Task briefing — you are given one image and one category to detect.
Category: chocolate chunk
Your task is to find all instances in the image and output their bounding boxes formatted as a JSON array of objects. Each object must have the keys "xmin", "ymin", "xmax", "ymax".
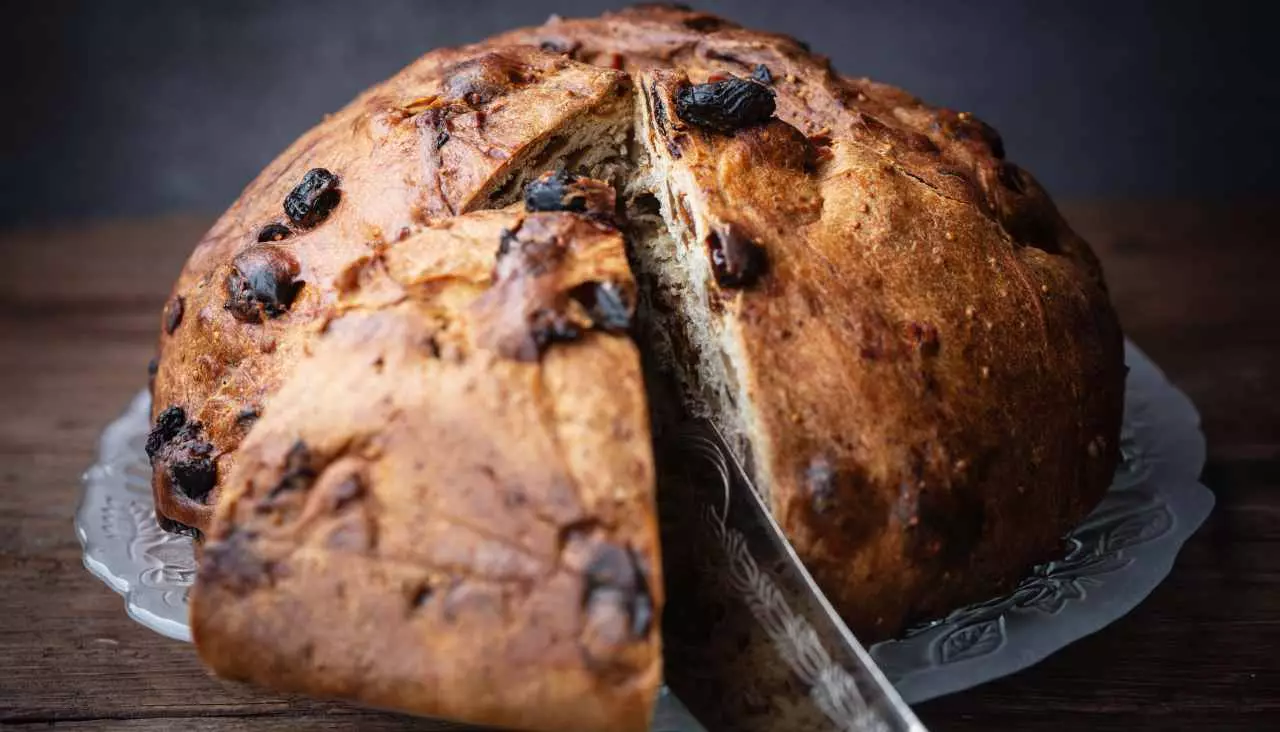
[
  {"xmin": 751, "ymin": 63, "xmax": 773, "ymax": 85},
  {"xmin": 675, "ymin": 78, "xmax": 776, "ymax": 134},
  {"xmin": 256, "ymin": 222, "xmax": 293, "ymax": 243},
  {"xmin": 570, "ymin": 281, "xmax": 633, "ymax": 332},
  {"xmin": 706, "ymin": 225, "xmax": 768, "ymax": 288},
  {"xmin": 583, "ymin": 542, "xmax": 653, "ymax": 638},
  {"xmin": 162, "ymin": 295, "xmax": 184, "ymax": 335},
  {"xmin": 283, "ymin": 168, "xmax": 341, "ymax": 228},
  {"xmin": 524, "ymin": 169, "xmax": 588, "ymax": 214},
  {"xmin": 224, "ymin": 246, "xmax": 302, "ymax": 323}
]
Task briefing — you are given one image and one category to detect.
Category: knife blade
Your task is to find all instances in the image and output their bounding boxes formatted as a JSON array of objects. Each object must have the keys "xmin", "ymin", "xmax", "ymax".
[{"xmin": 656, "ymin": 419, "xmax": 927, "ymax": 732}]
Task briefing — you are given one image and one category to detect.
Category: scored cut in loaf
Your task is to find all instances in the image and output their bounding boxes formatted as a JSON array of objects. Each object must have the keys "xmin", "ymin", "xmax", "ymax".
[{"xmin": 144, "ymin": 5, "xmax": 1124, "ymax": 730}]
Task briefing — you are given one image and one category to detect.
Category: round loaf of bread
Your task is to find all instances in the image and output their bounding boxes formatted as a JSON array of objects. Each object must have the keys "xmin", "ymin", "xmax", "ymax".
[{"xmin": 148, "ymin": 5, "xmax": 1123, "ymax": 728}]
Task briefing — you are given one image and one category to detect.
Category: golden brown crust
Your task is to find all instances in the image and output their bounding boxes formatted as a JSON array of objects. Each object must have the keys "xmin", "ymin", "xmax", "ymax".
[
  {"xmin": 502, "ymin": 4, "xmax": 1122, "ymax": 638},
  {"xmin": 158, "ymin": 3, "xmax": 1124, "ymax": 725},
  {"xmin": 191, "ymin": 210, "xmax": 662, "ymax": 732},
  {"xmin": 150, "ymin": 45, "xmax": 633, "ymax": 530}
]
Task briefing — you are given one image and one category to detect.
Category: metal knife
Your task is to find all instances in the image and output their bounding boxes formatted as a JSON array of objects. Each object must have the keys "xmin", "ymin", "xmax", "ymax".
[{"xmin": 653, "ymin": 420, "xmax": 928, "ymax": 732}]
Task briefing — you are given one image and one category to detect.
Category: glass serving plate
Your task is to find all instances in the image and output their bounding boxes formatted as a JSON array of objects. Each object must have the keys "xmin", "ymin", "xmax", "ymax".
[{"xmin": 76, "ymin": 339, "xmax": 1211, "ymax": 727}]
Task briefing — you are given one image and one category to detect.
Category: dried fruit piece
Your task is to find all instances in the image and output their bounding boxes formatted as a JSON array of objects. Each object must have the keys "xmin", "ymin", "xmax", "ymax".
[
  {"xmin": 805, "ymin": 455, "xmax": 838, "ymax": 515},
  {"xmin": 530, "ymin": 309, "xmax": 582, "ymax": 351},
  {"xmin": 524, "ymin": 169, "xmax": 588, "ymax": 214},
  {"xmin": 284, "ymin": 168, "xmax": 341, "ymax": 228},
  {"xmin": 157, "ymin": 514, "xmax": 202, "ymax": 539},
  {"xmin": 523, "ymin": 170, "xmax": 618, "ymax": 220},
  {"xmin": 751, "ymin": 63, "xmax": 773, "ymax": 84},
  {"xmin": 583, "ymin": 542, "xmax": 653, "ymax": 639},
  {"xmin": 146, "ymin": 405, "xmax": 217, "ymax": 503},
  {"xmin": 569, "ymin": 281, "xmax": 633, "ymax": 332},
  {"xmin": 442, "ymin": 53, "xmax": 532, "ymax": 106},
  {"xmin": 269, "ymin": 441, "xmax": 318, "ymax": 498},
  {"xmin": 707, "ymin": 224, "xmax": 768, "ymax": 288},
  {"xmin": 162, "ymin": 295, "xmax": 184, "ymax": 335},
  {"xmin": 146, "ymin": 405, "xmax": 188, "ymax": 460},
  {"xmin": 224, "ymin": 247, "xmax": 302, "ymax": 323},
  {"xmin": 256, "ymin": 222, "xmax": 292, "ymax": 243},
  {"xmin": 675, "ymin": 77, "xmax": 775, "ymax": 133}
]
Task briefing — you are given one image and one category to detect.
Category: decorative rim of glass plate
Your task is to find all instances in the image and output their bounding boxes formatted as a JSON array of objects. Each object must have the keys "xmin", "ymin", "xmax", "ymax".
[{"xmin": 75, "ymin": 339, "xmax": 1214, "ymax": 705}]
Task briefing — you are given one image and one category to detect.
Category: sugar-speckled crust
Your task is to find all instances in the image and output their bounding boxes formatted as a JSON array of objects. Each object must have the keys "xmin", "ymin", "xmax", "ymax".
[{"xmin": 190, "ymin": 210, "xmax": 662, "ymax": 732}]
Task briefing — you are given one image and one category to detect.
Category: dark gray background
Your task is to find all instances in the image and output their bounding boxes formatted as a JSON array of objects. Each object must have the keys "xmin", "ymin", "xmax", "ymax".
[{"xmin": 2, "ymin": 0, "xmax": 1276, "ymax": 227}]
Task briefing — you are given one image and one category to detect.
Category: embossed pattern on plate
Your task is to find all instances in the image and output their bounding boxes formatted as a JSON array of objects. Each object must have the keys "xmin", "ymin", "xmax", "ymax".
[{"xmin": 76, "ymin": 340, "xmax": 1213, "ymax": 709}]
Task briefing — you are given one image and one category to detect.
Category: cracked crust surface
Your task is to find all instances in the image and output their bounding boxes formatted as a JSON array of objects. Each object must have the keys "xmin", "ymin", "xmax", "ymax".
[
  {"xmin": 155, "ymin": 4, "xmax": 1124, "ymax": 728},
  {"xmin": 499, "ymin": 5, "xmax": 1123, "ymax": 638},
  {"xmin": 192, "ymin": 210, "xmax": 661, "ymax": 732}
]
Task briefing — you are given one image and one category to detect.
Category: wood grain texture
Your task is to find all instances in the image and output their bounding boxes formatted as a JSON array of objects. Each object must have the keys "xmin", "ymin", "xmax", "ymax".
[{"xmin": 0, "ymin": 202, "xmax": 1276, "ymax": 730}]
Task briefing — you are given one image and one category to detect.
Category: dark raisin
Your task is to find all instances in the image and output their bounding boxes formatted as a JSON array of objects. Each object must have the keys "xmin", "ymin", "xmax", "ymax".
[
  {"xmin": 523, "ymin": 169, "xmax": 587, "ymax": 214},
  {"xmin": 707, "ymin": 225, "xmax": 768, "ymax": 288},
  {"xmin": 157, "ymin": 514, "xmax": 202, "ymax": 540},
  {"xmin": 570, "ymin": 281, "xmax": 633, "ymax": 332},
  {"xmin": 496, "ymin": 227, "xmax": 518, "ymax": 258},
  {"xmin": 235, "ymin": 406, "xmax": 260, "ymax": 427},
  {"xmin": 583, "ymin": 542, "xmax": 653, "ymax": 638},
  {"xmin": 269, "ymin": 440, "xmax": 317, "ymax": 498},
  {"xmin": 997, "ymin": 162, "xmax": 1026, "ymax": 194},
  {"xmin": 200, "ymin": 530, "xmax": 271, "ymax": 596},
  {"xmin": 530, "ymin": 309, "xmax": 581, "ymax": 350},
  {"xmin": 682, "ymin": 15, "xmax": 725, "ymax": 33},
  {"xmin": 224, "ymin": 246, "xmax": 302, "ymax": 323},
  {"xmin": 283, "ymin": 168, "xmax": 341, "ymax": 228},
  {"xmin": 162, "ymin": 295, "xmax": 184, "ymax": 335},
  {"xmin": 751, "ymin": 64, "xmax": 773, "ymax": 85},
  {"xmin": 905, "ymin": 322, "xmax": 940, "ymax": 356},
  {"xmin": 442, "ymin": 54, "xmax": 530, "ymax": 106},
  {"xmin": 434, "ymin": 130, "xmax": 450, "ymax": 149},
  {"xmin": 675, "ymin": 78, "xmax": 776, "ymax": 134},
  {"xmin": 146, "ymin": 406, "xmax": 187, "ymax": 461},
  {"xmin": 170, "ymin": 455, "xmax": 216, "ymax": 501},
  {"xmin": 256, "ymin": 222, "xmax": 292, "ymax": 243},
  {"xmin": 538, "ymin": 39, "xmax": 580, "ymax": 57},
  {"xmin": 805, "ymin": 456, "xmax": 838, "ymax": 515},
  {"xmin": 939, "ymin": 113, "xmax": 1005, "ymax": 159},
  {"xmin": 411, "ymin": 583, "xmax": 434, "ymax": 608}
]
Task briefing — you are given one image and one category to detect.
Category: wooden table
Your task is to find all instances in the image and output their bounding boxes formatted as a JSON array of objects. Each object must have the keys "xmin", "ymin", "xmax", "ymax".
[{"xmin": 2, "ymin": 202, "xmax": 1276, "ymax": 730}]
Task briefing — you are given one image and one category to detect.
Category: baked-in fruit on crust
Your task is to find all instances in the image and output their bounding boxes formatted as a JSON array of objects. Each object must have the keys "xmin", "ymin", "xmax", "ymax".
[{"xmin": 146, "ymin": 5, "xmax": 1123, "ymax": 730}]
